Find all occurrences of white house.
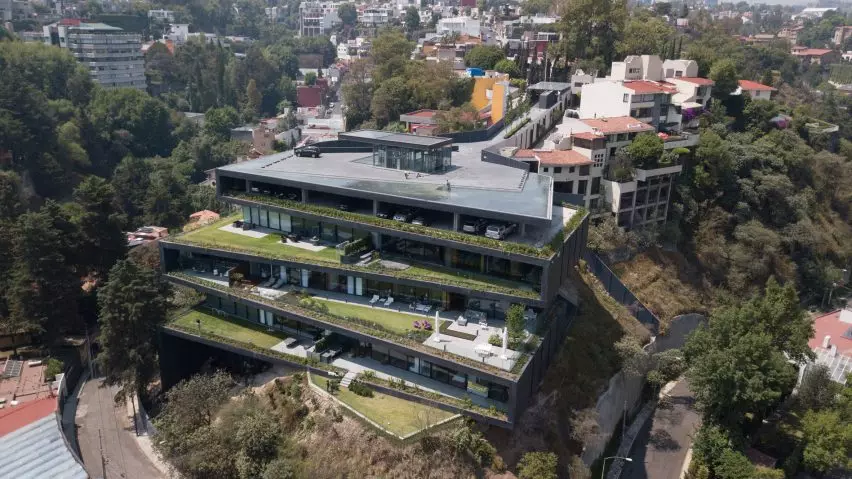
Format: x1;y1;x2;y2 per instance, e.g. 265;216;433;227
437;16;480;38
734;80;776;100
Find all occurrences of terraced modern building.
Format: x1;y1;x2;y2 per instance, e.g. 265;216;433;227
159;130;589;426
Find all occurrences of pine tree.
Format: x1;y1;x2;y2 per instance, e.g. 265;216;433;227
72;176;128;280
97;259;171;400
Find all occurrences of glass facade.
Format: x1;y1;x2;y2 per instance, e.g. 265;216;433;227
371;145;452;173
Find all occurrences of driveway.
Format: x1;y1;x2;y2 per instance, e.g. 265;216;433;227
622;380;700;479
75;376;164;479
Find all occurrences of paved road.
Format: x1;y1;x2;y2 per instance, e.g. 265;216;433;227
75;376;164;479
622;380;700;479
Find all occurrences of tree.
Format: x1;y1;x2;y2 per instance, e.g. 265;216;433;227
625;132;664;169
801;409;852;474
6;202;81;343
715;449;754;479
404;6;420;32
617;13;676;58
242;79;262;122
797;365;838;410
144;168;191;229
71;176;127;279
337;3;357;27
709;59;739;98
370;77;412;127
303;72;317;87
370;31;415;83
742;98;779;134
505;303;526;344
521;0;550;15
517;451;558;479
558;0;627;67
89;88;174;158
464;45;505;70
494;59;521;78
97;260;171;401
204;106;241;141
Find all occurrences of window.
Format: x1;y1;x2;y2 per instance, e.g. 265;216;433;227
569;166;575;173
623;93;629;103
591;176;601;194
542;167;549;172
674;71;683;77
555;181;573;193
578;179;587;195
553;167;562;173
579;165;590;176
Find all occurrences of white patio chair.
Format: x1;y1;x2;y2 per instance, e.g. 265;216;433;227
369;294;380;305
384;296;394;307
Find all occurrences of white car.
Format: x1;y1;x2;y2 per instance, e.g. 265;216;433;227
485;224;517;240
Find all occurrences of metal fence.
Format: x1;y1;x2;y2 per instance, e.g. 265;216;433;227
583;250;660;332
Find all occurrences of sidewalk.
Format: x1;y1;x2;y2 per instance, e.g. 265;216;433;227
126;395;171;477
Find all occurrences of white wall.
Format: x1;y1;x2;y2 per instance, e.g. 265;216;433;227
578;82;631;119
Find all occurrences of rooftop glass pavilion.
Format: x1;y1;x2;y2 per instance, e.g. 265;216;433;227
339;130;453;173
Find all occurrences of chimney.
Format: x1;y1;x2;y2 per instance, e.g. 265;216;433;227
831;344;838;357
823;335;831;348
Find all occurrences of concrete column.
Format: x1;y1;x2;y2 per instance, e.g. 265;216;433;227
443;247;452;267
452;213;460;231
371;232;382;250
520;223;527;237
301;189;309;203
373;200;379;215
246;180;252;192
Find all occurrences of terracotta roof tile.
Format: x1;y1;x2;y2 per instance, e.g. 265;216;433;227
623;80;678;94
738;80;776;91
535;150;593;166
580;116;655;135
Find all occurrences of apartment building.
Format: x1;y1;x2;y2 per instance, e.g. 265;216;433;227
0;0;32;21
358;7;391;27
437;16;481;38
147;9;175;22
578;55;713;133
43;19;146;90
300;1;341;37
833;26;852;46
158;130;588;427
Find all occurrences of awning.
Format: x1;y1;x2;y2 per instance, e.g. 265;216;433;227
681;101;703;110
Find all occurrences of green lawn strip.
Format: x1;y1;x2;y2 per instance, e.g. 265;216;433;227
316;299;417;335
172;308;288;348
182;215;339;263
311;374;455;437
401;263;536;293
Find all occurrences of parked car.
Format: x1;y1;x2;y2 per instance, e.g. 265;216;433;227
462;218;488;234
411;216;428;226
376;209;395;219
295;146;321;158
485;223;517;240
393;211;413;222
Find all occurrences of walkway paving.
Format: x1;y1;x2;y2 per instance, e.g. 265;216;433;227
75;376;165;479
622;380;700;479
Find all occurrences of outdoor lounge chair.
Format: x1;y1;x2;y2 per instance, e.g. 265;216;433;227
369;295;380;305
262;277;275;287
384;296;394;307
272;277;285;289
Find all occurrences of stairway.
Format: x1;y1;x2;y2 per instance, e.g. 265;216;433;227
340;371;358;388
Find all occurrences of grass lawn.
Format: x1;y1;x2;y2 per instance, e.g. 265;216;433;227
172;308;288;348
311;374;456;437
180;215;341;263
316;299;422;334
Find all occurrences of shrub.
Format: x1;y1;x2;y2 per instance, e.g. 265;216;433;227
360;370;376;380
44;358;64;382
348;380;374;397
327;378;340;394
491;455;506;472
518;451;558;479
488;333;502;347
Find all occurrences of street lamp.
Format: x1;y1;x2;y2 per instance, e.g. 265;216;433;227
601;456;633;479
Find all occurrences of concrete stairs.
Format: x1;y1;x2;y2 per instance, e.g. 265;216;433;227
340;371;357;388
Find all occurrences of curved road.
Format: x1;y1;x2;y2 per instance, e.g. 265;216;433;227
622;380;700;479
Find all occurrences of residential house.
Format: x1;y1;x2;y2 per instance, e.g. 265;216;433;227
735;80;776;100
791;47;840;66
807;308;852;384
437;16;480;38
833;26;852;46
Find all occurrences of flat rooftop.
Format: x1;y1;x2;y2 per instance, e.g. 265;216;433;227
219;149;556;223
338;130;453;149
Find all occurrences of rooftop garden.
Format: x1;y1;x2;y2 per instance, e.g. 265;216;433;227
168;214;540;300
224;192;585;259
167;272;531;380
166;307;345;374
310;373;458;437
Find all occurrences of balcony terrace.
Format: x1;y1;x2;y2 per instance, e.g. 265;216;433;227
168;215;541;300
166;271;541;380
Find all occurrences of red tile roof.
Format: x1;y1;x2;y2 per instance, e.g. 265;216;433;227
580;116;655;135
808;310;852;357
673;77;715;86
623;80;678;94
738;80;776;92
0;398;56;437
513;149;536;158
792;48;834;56
535;150;593;166
404;109;439;118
